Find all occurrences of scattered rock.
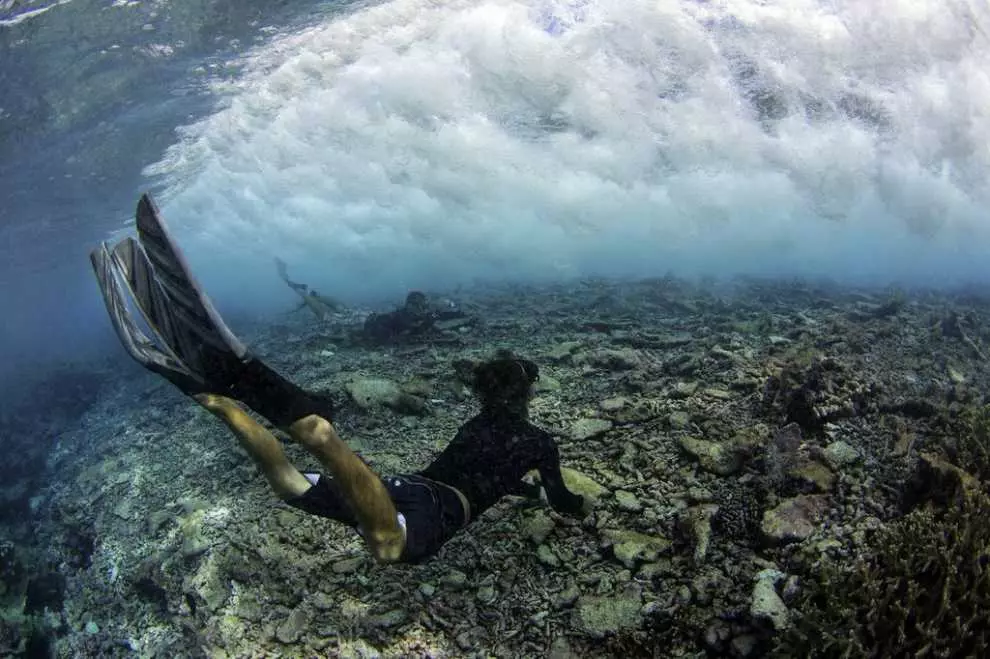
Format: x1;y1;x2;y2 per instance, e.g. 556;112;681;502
786;457;836;493
750;569;790;630
614;490;642;513
761;494;829;545
276;606;309;644
442;570;468;589
537;544;561;567
332;557;364;574
670;381;699;399
522;511;556;545
679;436;748;476
823;440;859;468
572;586;643;638
668;411;691;430
680;504;719;563
601;529;671;568
345;378;427;415
569;418;613;440
560;468;608;502
367;609;407;629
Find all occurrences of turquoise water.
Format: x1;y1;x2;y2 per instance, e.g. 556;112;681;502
2;2;990;656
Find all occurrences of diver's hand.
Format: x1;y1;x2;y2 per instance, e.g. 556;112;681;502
557;493;586;518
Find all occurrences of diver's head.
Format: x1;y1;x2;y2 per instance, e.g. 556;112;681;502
472;354;539;417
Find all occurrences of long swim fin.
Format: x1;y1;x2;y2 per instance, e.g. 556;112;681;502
90;193;335;427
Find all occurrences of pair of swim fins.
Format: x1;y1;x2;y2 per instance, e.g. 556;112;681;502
89;194;334;427
90;194;246;391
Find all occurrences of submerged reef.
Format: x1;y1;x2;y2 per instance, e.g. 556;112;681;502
4;276;990;657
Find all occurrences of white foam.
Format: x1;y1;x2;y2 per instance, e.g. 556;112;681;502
143;0;990;308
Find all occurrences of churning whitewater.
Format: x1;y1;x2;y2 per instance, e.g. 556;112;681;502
144;0;990;305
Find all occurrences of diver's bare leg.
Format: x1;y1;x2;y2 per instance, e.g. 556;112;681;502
288;415;404;563
193;394;311;500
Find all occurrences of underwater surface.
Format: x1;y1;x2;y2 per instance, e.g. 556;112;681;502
1;0;990;657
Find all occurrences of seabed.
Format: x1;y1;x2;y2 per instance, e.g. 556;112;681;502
3;274;989;658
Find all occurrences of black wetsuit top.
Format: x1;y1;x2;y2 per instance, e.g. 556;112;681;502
419;411;584;518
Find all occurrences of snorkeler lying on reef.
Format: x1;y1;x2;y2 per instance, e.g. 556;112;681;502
274;257;342;321
360;290;475;344
89;194;586;564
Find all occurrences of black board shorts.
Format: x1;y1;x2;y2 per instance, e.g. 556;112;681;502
285;472;468;563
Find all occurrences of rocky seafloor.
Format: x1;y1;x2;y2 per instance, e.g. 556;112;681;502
4;275;990;658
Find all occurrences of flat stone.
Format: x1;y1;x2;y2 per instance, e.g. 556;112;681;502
276;607;308;644
787;458;835;493
345;378;427;415
442;570;468;589
554;584;581;609
823;441;859;468
572;586;643;638
537;544;561;567
678;436;743;476
560;468;608;501
569;418;613;440
600;397;629;412
750;569;790;630
367;609;406;628
601;529;671;568
614;490;642;513
670;381;699;399
668;411;691;429
476;585;497;604
761;495;829;545
522;510;556;545
576;348;644;371
333;557;364;574
546;341;583;363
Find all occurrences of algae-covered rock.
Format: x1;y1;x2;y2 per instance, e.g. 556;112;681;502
823;440;859;468
761;494;829;545
669;411;691;430
545;341;583;363
186;553;230;612
786;458;836;493
751;569;790;630
532;374;561;393
614;490;642;513
522;510;556;545
559;468;608;502
572;585;643;638
569;418;613;440
679;436;745;476
537;544;560;567
681;504;719;564
345;378;427;415
276;606;308;644
600;529;671;568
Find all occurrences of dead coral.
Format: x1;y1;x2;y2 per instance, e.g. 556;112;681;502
778;470;990;658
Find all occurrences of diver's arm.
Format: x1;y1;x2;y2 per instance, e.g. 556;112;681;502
537;442;585;516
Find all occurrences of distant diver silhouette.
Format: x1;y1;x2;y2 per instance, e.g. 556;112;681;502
274;257;342;320
90;194;585;564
